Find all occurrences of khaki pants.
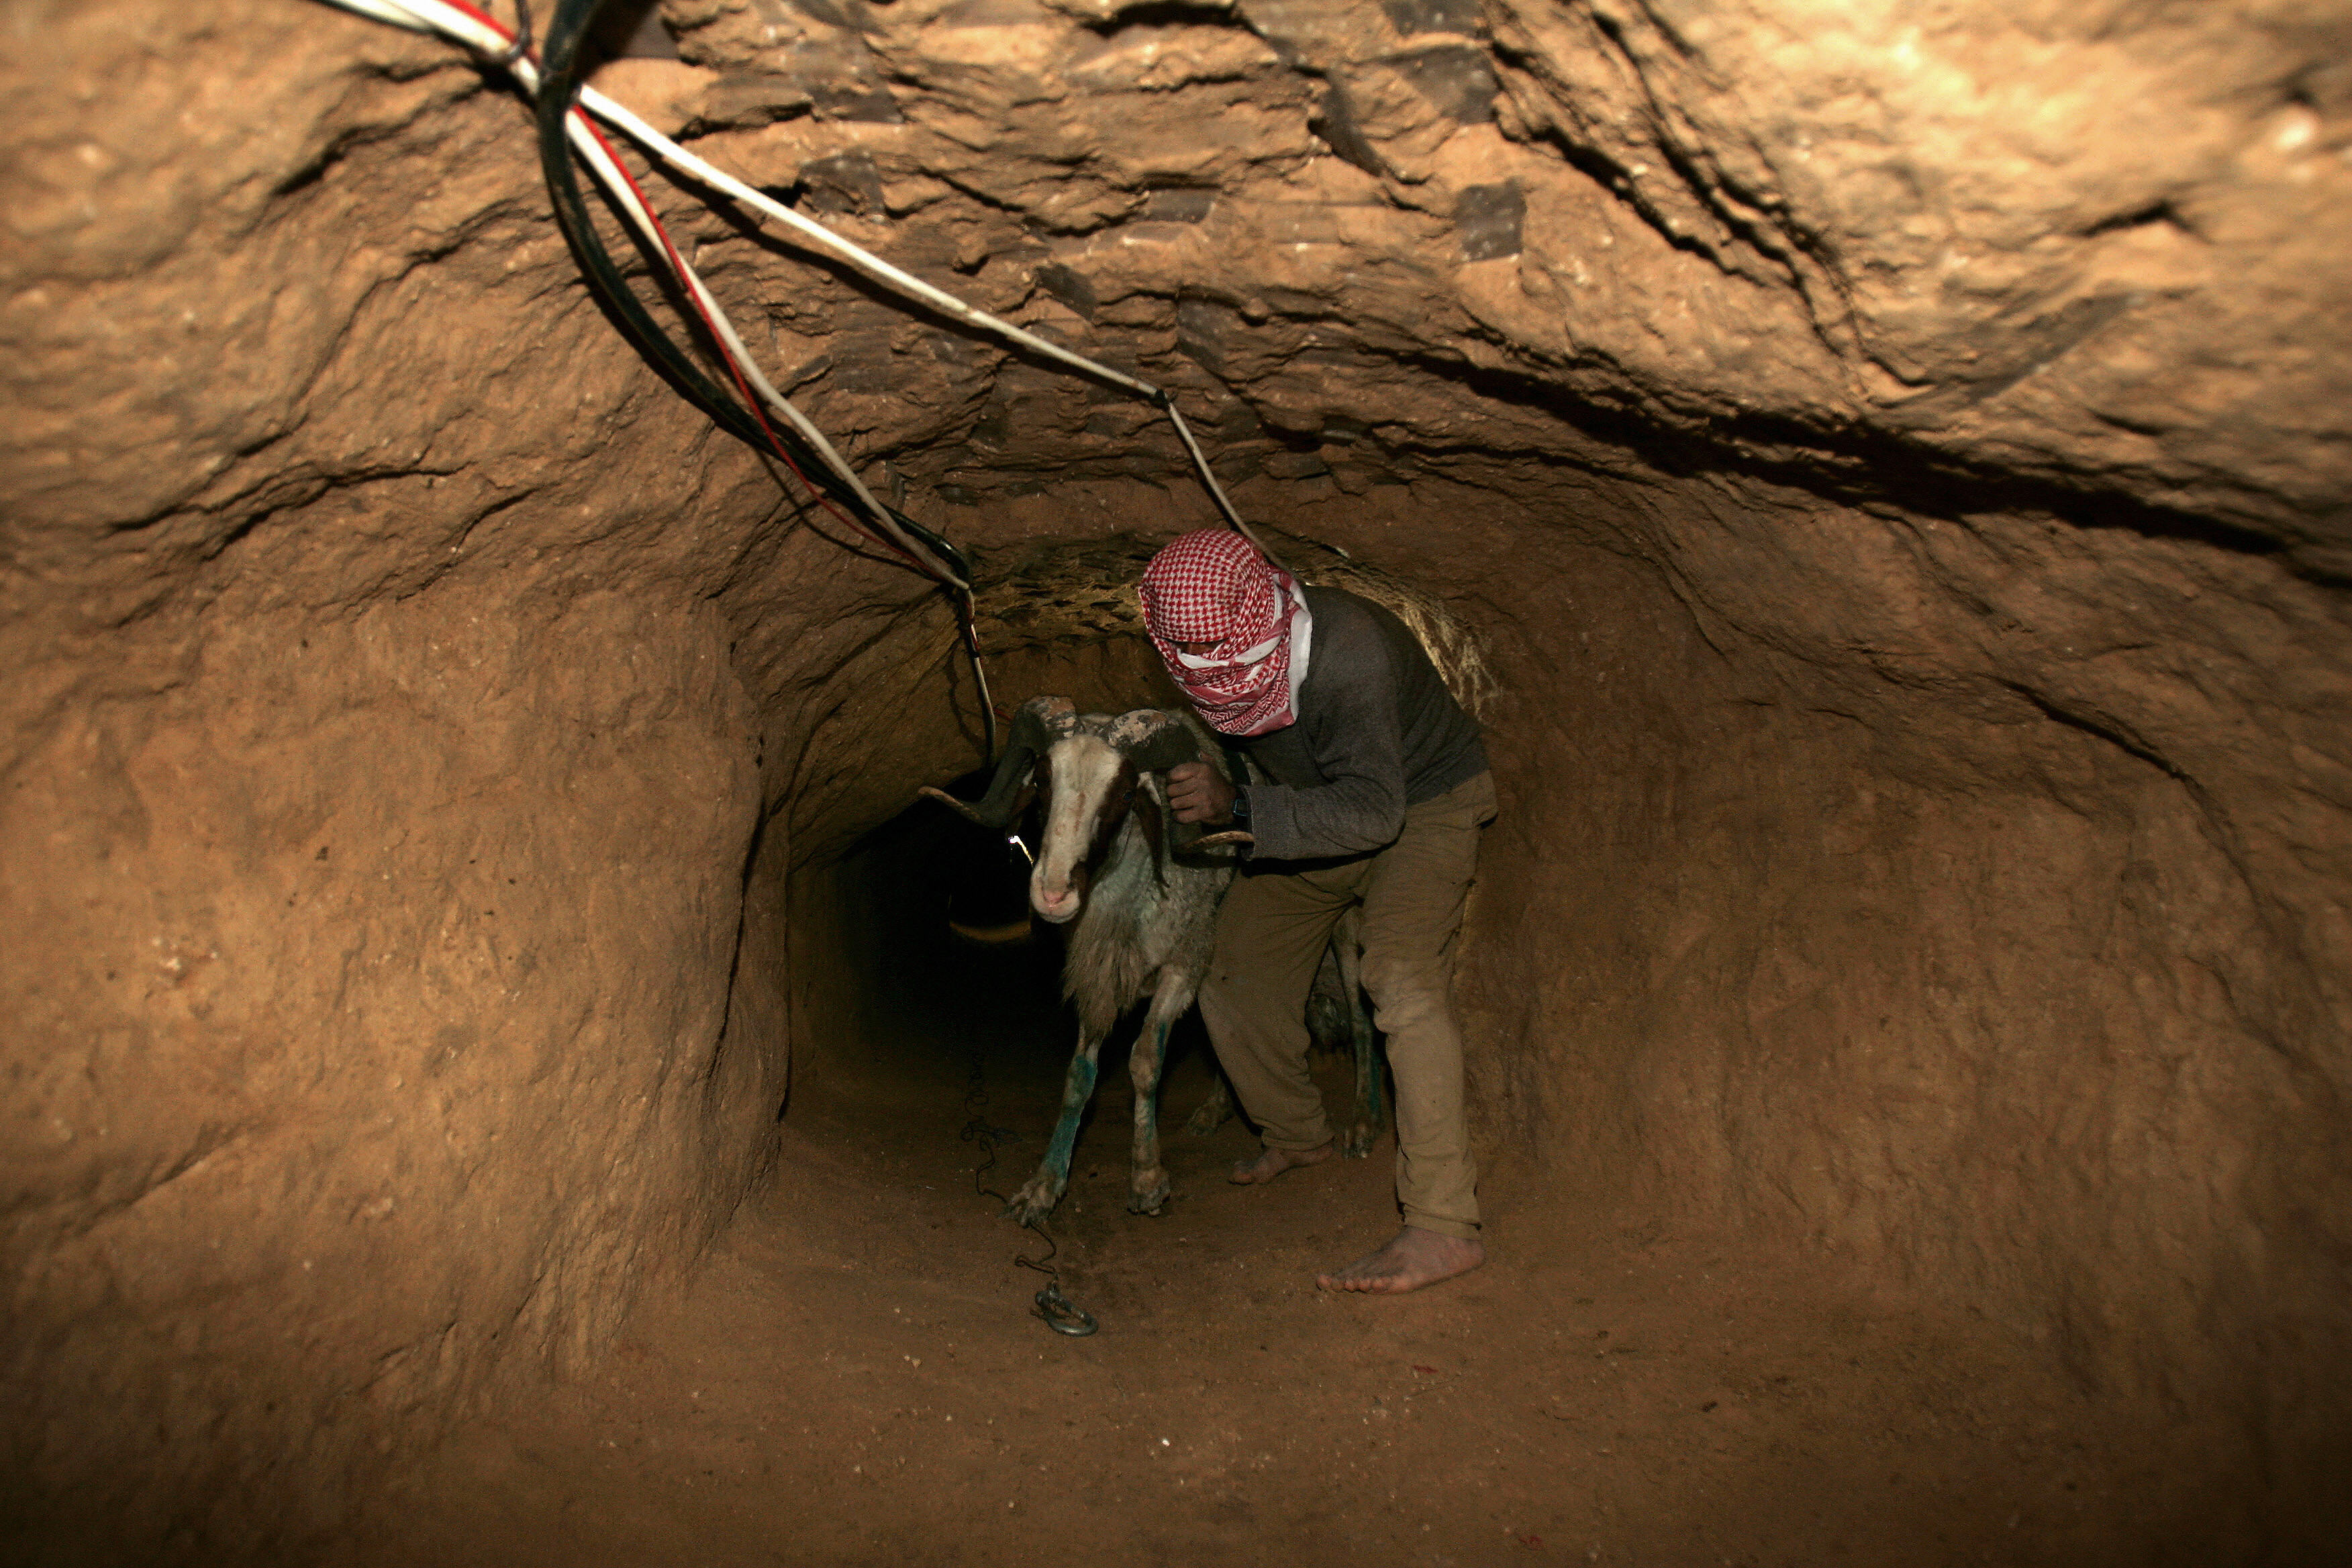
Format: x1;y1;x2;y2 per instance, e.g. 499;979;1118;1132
1199;771;1497;1239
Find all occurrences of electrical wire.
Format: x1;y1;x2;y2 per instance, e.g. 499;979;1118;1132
958;590;997;761
320;0;1277;567
332;0;1003;752
326;0;967;590
318;0;1297;768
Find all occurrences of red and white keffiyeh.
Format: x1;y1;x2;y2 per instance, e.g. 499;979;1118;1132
1140;529;1308;737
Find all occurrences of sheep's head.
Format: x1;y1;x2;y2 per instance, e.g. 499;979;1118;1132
920;699;1238;926
1024;723;1131;924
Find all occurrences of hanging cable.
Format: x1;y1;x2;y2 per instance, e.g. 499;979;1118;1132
535;0;969;587
326;0;1008;760
315;0;1314;771
958;591;998;763
320;0;1277;572
327;0;970;589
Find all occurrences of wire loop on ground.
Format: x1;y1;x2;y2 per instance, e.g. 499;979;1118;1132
1030;1282;1099;1336
965;1041;1099;1336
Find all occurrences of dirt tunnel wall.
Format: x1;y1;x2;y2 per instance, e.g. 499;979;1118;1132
5;0;2350;1559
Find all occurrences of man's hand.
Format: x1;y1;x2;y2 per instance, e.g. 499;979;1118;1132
1165;761;1236;825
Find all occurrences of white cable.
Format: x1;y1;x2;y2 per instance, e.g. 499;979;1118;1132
328;0;434;28
322;0;1272;560
577;76;1268;550
575;126;967;584
962;589;997;734
570;117;968;586
333;0;967;584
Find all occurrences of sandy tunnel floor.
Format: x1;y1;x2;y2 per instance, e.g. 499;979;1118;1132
337;969;2250;1568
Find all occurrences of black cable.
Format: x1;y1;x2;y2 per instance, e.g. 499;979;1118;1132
894;507;970;584
961;1024;1095;1335
535;1;958;560
536;0;992;757
536;0;779;454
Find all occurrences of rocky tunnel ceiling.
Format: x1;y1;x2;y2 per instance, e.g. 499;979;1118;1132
16;0;2351;558
649;0;2349;540
3;0;2349;1560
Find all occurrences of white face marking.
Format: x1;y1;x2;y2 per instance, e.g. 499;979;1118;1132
1030;734;1124;923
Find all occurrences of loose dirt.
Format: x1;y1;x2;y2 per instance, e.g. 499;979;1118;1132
339;928;2243;1568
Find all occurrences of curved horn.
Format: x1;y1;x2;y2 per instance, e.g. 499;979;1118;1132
1116;710;1208;777
1110;711;1251;856
922;695;1077;830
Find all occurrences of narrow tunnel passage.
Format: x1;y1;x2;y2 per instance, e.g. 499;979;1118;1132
7;0;2349;1563
347;580;2290;1566
348;779;2244;1568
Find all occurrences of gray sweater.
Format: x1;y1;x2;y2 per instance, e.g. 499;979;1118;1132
1234;587;1489;861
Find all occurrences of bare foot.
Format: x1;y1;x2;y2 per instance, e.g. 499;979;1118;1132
1228;1141;1334;1185
1317;1226;1485;1294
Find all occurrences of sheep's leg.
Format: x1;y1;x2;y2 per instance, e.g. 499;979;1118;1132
1005;1030;1104;1227
1126;971;1189;1215
1336;908;1385;1158
1185;1074;1234;1136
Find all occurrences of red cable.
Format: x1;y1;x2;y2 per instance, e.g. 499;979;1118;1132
583;120;926;567
443;0;942;579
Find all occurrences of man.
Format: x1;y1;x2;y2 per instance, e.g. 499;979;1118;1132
1140;528;1496;1294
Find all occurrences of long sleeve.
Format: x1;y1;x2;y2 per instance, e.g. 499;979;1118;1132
1240;634;1411;859
1227;587;1487;862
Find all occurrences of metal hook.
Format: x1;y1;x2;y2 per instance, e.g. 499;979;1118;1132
491;0;534;66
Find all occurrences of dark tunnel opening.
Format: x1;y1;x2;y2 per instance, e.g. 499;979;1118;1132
807;772;1239;1223
834;785;1075;1091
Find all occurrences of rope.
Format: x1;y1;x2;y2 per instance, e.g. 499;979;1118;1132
962;1044;1097;1337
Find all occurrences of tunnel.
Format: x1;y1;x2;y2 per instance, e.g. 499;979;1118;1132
5;0;2349;1562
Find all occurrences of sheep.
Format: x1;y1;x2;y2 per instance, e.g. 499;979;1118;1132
922;695;1382;1227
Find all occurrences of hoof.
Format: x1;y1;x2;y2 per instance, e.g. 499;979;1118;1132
1127;1171;1171;1216
1003;1196;1057;1227
1003;1174;1064;1227
1339;1121;1379;1159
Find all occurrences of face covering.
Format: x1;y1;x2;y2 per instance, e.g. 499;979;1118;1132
1171;632;1282;671
1140;529;1305;738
